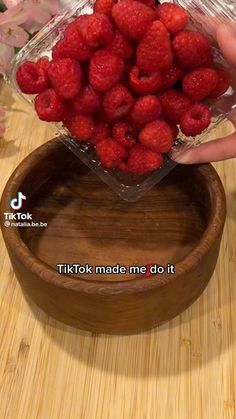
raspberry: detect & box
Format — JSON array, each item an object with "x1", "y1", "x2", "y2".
[
  {"x1": 64, "y1": 15, "x2": 89, "y2": 37},
  {"x1": 118, "y1": 161, "x2": 129, "y2": 172},
  {"x1": 64, "y1": 113, "x2": 95, "y2": 140},
  {"x1": 128, "y1": 144, "x2": 163, "y2": 175},
  {"x1": 94, "y1": 0, "x2": 114, "y2": 16},
  {"x1": 137, "y1": 21, "x2": 173, "y2": 72},
  {"x1": 112, "y1": 0, "x2": 155, "y2": 40},
  {"x1": 159, "y1": 89, "x2": 192, "y2": 124},
  {"x1": 107, "y1": 30, "x2": 133, "y2": 60},
  {"x1": 16, "y1": 60, "x2": 49, "y2": 94},
  {"x1": 142, "y1": 263, "x2": 156, "y2": 277},
  {"x1": 139, "y1": 119, "x2": 174, "y2": 153},
  {"x1": 161, "y1": 63, "x2": 184, "y2": 90},
  {"x1": 37, "y1": 57, "x2": 50, "y2": 73},
  {"x1": 180, "y1": 104, "x2": 212, "y2": 136},
  {"x1": 103, "y1": 84, "x2": 134, "y2": 120},
  {"x1": 52, "y1": 32, "x2": 92, "y2": 62},
  {"x1": 96, "y1": 138, "x2": 127, "y2": 168},
  {"x1": 182, "y1": 67, "x2": 219, "y2": 101},
  {"x1": 138, "y1": 0, "x2": 155, "y2": 6},
  {"x1": 91, "y1": 121, "x2": 111, "y2": 144},
  {"x1": 48, "y1": 58, "x2": 82, "y2": 99},
  {"x1": 113, "y1": 122, "x2": 136, "y2": 148},
  {"x1": 173, "y1": 30, "x2": 213, "y2": 69},
  {"x1": 129, "y1": 66, "x2": 162, "y2": 95},
  {"x1": 70, "y1": 85, "x2": 102, "y2": 114},
  {"x1": 89, "y1": 49, "x2": 124, "y2": 92},
  {"x1": 131, "y1": 95, "x2": 162, "y2": 127},
  {"x1": 34, "y1": 89, "x2": 66, "y2": 122},
  {"x1": 170, "y1": 124, "x2": 179, "y2": 140},
  {"x1": 156, "y1": 3, "x2": 188, "y2": 35},
  {"x1": 210, "y1": 70, "x2": 230, "y2": 98},
  {"x1": 79, "y1": 13, "x2": 114, "y2": 48}
]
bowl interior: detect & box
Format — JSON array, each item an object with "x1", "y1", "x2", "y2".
[{"x1": 16, "y1": 141, "x2": 211, "y2": 281}]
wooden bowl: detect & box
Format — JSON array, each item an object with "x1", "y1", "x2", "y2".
[{"x1": 1, "y1": 138, "x2": 226, "y2": 334}]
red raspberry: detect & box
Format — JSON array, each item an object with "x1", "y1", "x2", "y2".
[
  {"x1": 129, "y1": 66, "x2": 162, "y2": 95},
  {"x1": 52, "y1": 33, "x2": 92, "y2": 62},
  {"x1": 131, "y1": 95, "x2": 162, "y2": 128},
  {"x1": 161, "y1": 63, "x2": 184, "y2": 90},
  {"x1": 34, "y1": 89, "x2": 66, "y2": 122},
  {"x1": 37, "y1": 57, "x2": 50, "y2": 73},
  {"x1": 159, "y1": 89, "x2": 192, "y2": 124},
  {"x1": 16, "y1": 60, "x2": 49, "y2": 94},
  {"x1": 139, "y1": 120, "x2": 174, "y2": 153},
  {"x1": 170, "y1": 124, "x2": 179, "y2": 140},
  {"x1": 137, "y1": 21, "x2": 173, "y2": 72},
  {"x1": 138, "y1": 0, "x2": 155, "y2": 6},
  {"x1": 117, "y1": 161, "x2": 129, "y2": 172},
  {"x1": 142, "y1": 263, "x2": 156, "y2": 277},
  {"x1": 107, "y1": 30, "x2": 133, "y2": 60},
  {"x1": 112, "y1": 122, "x2": 136, "y2": 148},
  {"x1": 156, "y1": 3, "x2": 188, "y2": 35},
  {"x1": 64, "y1": 15, "x2": 89, "y2": 37},
  {"x1": 96, "y1": 138, "x2": 127, "y2": 168},
  {"x1": 94, "y1": 0, "x2": 114, "y2": 16},
  {"x1": 91, "y1": 121, "x2": 111, "y2": 144},
  {"x1": 64, "y1": 113, "x2": 95, "y2": 140},
  {"x1": 182, "y1": 67, "x2": 219, "y2": 101},
  {"x1": 48, "y1": 58, "x2": 82, "y2": 99},
  {"x1": 70, "y1": 85, "x2": 101, "y2": 114},
  {"x1": 180, "y1": 104, "x2": 212, "y2": 136},
  {"x1": 210, "y1": 70, "x2": 230, "y2": 98},
  {"x1": 103, "y1": 84, "x2": 134, "y2": 120},
  {"x1": 128, "y1": 144, "x2": 163, "y2": 175},
  {"x1": 173, "y1": 30, "x2": 213, "y2": 69},
  {"x1": 79, "y1": 13, "x2": 114, "y2": 48},
  {"x1": 89, "y1": 49, "x2": 124, "y2": 92},
  {"x1": 112, "y1": 0, "x2": 155, "y2": 40}
]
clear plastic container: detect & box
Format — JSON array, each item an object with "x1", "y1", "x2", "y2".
[{"x1": 7, "y1": 0, "x2": 236, "y2": 201}]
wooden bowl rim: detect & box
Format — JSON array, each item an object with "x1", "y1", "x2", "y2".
[{"x1": 1, "y1": 138, "x2": 226, "y2": 295}]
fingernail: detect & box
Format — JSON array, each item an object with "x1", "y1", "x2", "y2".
[{"x1": 171, "y1": 150, "x2": 192, "y2": 164}]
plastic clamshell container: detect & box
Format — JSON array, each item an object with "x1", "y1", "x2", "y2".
[{"x1": 8, "y1": 0, "x2": 236, "y2": 201}]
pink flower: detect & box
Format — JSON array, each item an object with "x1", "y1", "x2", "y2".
[
  {"x1": 0, "y1": 42, "x2": 14, "y2": 73},
  {"x1": 0, "y1": 4, "x2": 29, "y2": 47},
  {"x1": 0, "y1": 0, "x2": 60, "y2": 74},
  {"x1": 0, "y1": 24, "x2": 29, "y2": 47},
  {"x1": 0, "y1": 0, "x2": 60, "y2": 45},
  {"x1": 2, "y1": 1, "x2": 22, "y2": 7}
]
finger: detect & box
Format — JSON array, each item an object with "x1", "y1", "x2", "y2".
[
  {"x1": 216, "y1": 24, "x2": 236, "y2": 67},
  {"x1": 172, "y1": 133, "x2": 236, "y2": 164}
]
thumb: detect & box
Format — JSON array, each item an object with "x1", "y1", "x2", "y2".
[
  {"x1": 216, "y1": 24, "x2": 236, "y2": 67},
  {"x1": 171, "y1": 132, "x2": 236, "y2": 164}
]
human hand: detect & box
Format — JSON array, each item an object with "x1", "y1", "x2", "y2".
[{"x1": 173, "y1": 24, "x2": 236, "y2": 164}]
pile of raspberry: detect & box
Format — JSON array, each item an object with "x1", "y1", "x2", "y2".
[{"x1": 16, "y1": 1, "x2": 230, "y2": 176}]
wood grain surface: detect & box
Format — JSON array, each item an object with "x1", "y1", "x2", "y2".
[
  {"x1": 0, "y1": 139, "x2": 226, "y2": 334},
  {"x1": 1, "y1": 79, "x2": 236, "y2": 418}
]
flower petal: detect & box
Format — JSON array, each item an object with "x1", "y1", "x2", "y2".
[
  {"x1": 2, "y1": 0, "x2": 22, "y2": 7},
  {"x1": 0, "y1": 42, "x2": 14, "y2": 74},
  {"x1": 26, "y1": 5, "x2": 51, "y2": 24},
  {"x1": 31, "y1": 0, "x2": 59, "y2": 16},
  {"x1": 0, "y1": 3, "x2": 30, "y2": 26},
  {"x1": 0, "y1": 23, "x2": 29, "y2": 47}
]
